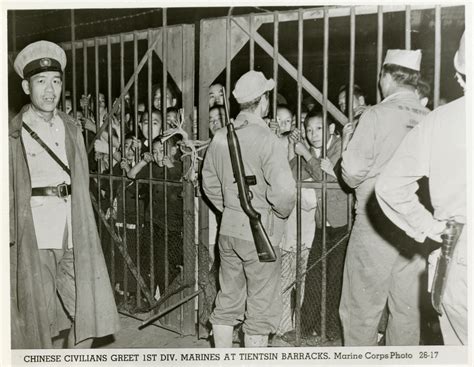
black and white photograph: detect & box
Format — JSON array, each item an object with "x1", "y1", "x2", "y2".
[{"x1": 2, "y1": 1, "x2": 471, "y2": 366}]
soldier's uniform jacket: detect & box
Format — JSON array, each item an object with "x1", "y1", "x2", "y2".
[
  {"x1": 10, "y1": 105, "x2": 120, "y2": 348},
  {"x1": 202, "y1": 110, "x2": 296, "y2": 247},
  {"x1": 341, "y1": 90, "x2": 429, "y2": 215}
]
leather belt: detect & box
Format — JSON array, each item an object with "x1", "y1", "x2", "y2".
[{"x1": 31, "y1": 183, "x2": 71, "y2": 198}]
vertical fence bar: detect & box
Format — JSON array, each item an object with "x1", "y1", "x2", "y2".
[
  {"x1": 162, "y1": 9, "x2": 170, "y2": 294},
  {"x1": 347, "y1": 7, "x2": 356, "y2": 232},
  {"x1": 405, "y1": 6, "x2": 411, "y2": 50},
  {"x1": 71, "y1": 10, "x2": 77, "y2": 118},
  {"x1": 249, "y1": 13, "x2": 254, "y2": 70},
  {"x1": 433, "y1": 6, "x2": 441, "y2": 109},
  {"x1": 83, "y1": 39, "x2": 89, "y2": 150},
  {"x1": 182, "y1": 24, "x2": 197, "y2": 335},
  {"x1": 295, "y1": 8, "x2": 303, "y2": 348},
  {"x1": 120, "y1": 32, "x2": 128, "y2": 303},
  {"x1": 320, "y1": 7, "x2": 330, "y2": 343},
  {"x1": 106, "y1": 35, "x2": 115, "y2": 291},
  {"x1": 133, "y1": 31, "x2": 141, "y2": 308},
  {"x1": 147, "y1": 28, "x2": 155, "y2": 297},
  {"x1": 94, "y1": 37, "x2": 102, "y2": 238},
  {"x1": 226, "y1": 10, "x2": 231, "y2": 103},
  {"x1": 273, "y1": 12, "x2": 279, "y2": 120},
  {"x1": 376, "y1": 6, "x2": 383, "y2": 104}
]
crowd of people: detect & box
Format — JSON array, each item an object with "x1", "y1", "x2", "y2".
[{"x1": 10, "y1": 28, "x2": 466, "y2": 350}]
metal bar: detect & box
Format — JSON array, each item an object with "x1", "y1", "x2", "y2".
[
  {"x1": 107, "y1": 38, "x2": 115, "y2": 292},
  {"x1": 226, "y1": 10, "x2": 231, "y2": 102},
  {"x1": 162, "y1": 9, "x2": 169, "y2": 293},
  {"x1": 434, "y1": 6, "x2": 441, "y2": 109},
  {"x1": 83, "y1": 39, "x2": 89, "y2": 151},
  {"x1": 347, "y1": 7, "x2": 356, "y2": 232},
  {"x1": 71, "y1": 10, "x2": 77, "y2": 118},
  {"x1": 119, "y1": 32, "x2": 128, "y2": 303},
  {"x1": 376, "y1": 6, "x2": 383, "y2": 103},
  {"x1": 181, "y1": 24, "x2": 197, "y2": 336},
  {"x1": 321, "y1": 6, "x2": 330, "y2": 343},
  {"x1": 405, "y1": 6, "x2": 411, "y2": 50},
  {"x1": 295, "y1": 8, "x2": 303, "y2": 348},
  {"x1": 133, "y1": 31, "x2": 141, "y2": 309},
  {"x1": 273, "y1": 12, "x2": 279, "y2": 120},
  {"x1": 232, "y1": 17, "x2": 348, "y2": 125},
  {"x1": 94, "y1": 37, "x2": 102, "y2": 239},
  {"x1": 106, "y1": 34, "x2": 115, "y2": 290},
  {"x1": 147, "y1": 28, "x2": 155, "y2": 296},
  {"x1": 249, "y1": 13, "x2": 254, "y2": 70},
  {"x1": 197, "y1": 19, "x2": 211, "y2": 339}
]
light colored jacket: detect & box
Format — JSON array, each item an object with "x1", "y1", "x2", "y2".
[
  {"x1": 341, "y1": 91, "x2": 429, "y2": 216},
  {"x1": 202, "y1": 110, "x2": 296, "y2": 246},
  {"x1": 376, "y1": 96, "x2": 466, "y2": 244}
]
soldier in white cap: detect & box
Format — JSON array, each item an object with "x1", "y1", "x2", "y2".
[
  {"x1": 338, "y1": 49, "x2": 430, "y2": 345},
  {"x1": 10, "y1": 40, "x2": 120, "y2": 348},
  {"x1": 376, "y1": 32, "x2": 467, "y2": 345},
  {"x1": 202, "y1": 71, "x2": 296, "y2": 347}
]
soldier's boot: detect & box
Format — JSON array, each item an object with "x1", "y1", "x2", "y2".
[
  {"x1": 244, "y1": 334, "x2": 268, "y2": 347},
  {"x1": 212, "y1": 324, "x2": 234, "y2": 348}
]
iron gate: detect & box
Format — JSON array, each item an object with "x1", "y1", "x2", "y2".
[
  {"x1": 198, "y1": 4, "x2": 464, "y2": 346},
  {"x1": 58, "y1": 13, "x2": 196, "y2": 335}
]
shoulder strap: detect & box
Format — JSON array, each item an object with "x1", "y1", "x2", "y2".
[{"x1": 22, "y1": 122, "x2": 71, "y2": 177}]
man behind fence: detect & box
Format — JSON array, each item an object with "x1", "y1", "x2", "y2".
[
  {"x1": 339, "y1": 49, "x2": 429, "y2": 345},
  {"x1": 10, "y1": 40, "x2": 120, "y2": 348},
  {"x1": 202, "y1": 71, "x2": 296, "y2": 347},
  {"x1": 376, "y1": 32, "x2": 467, "y2": 345}
]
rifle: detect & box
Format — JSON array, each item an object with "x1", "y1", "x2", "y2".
[{"x1": 222, "y1": 88, "x2": 276, "y2": 262}]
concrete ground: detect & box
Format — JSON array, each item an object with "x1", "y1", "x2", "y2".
[
  {"x1": 92, "y1": 314, "x2": 338, "y2": 348},
  {"x1": 94, "y1": 314, "x2": 211, "y2": 349}
]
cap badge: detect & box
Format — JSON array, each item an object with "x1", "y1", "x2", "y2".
[{"x1": 40, "y1": 58, "x2": 52, "y2": 67}]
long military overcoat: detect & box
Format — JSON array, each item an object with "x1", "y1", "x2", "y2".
[{"x1": 9, "y1": 105, "x2": 120, "y2": 348}]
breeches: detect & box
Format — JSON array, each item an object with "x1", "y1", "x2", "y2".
[
  {"x1": 339, "y1": 216, "x2": 425, "y2": 346},
  {"x1": 210, "y1": 235, "x2": 282, "y2": 335},
  {"x1": 38, "y1": 248, "x2": 76, "y2": 337}
]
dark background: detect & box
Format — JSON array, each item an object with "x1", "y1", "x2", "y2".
[{"x1": 7, "y1": 6, "x2": 465, "y2": 117}]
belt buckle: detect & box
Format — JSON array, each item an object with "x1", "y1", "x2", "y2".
[{"x1": 57, "y1": 183, "x2": 69, "y2": 198}]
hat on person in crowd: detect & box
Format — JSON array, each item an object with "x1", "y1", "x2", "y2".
[
  {"x1": 383, "y1": 49, "x2": 422, "y2": 71},
  {"x1": 14, "y1": 40, "x2": 67, "y2": 79},
  {"x1": 454, "y1": 31, "x2": 465, "y2": 75},
  {"x1": 233, "y1": 71, "x2": 275, "y2": 104}
]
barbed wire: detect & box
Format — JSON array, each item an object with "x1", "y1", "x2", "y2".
[{"x1": 17, "y1": 8, "x2": 161, "y2": 39}]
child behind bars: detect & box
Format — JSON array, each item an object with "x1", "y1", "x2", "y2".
[{"x1": 288, "y1": 110, "x2": 349, "y2": 341}]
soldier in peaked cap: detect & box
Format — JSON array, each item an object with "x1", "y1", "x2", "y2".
[
  {"x1": 202, "y1": 71, "x2": 296, "y2": 348},
  {"x1": 10, "y1": 40, "x2": 120, "y2": 349},
  {"x1": 338, "y1": 49, "x2": 430, "y2": 346},
  {"x1": 376, "y1": 32, "x2": 467, "y2": 345}
]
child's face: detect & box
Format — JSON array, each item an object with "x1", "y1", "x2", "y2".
[
  {"x1": 305, "y1": 117, "x2": 324, "y2": 149},
  {"x1": 209, "y1": 84, "x2": 224, "y2": 108},
  {"x1": 153, "y1": 88, "x2": 175, "y2": 110},
  {"x1": 98, "y1": 93, "x2": 106, "y2": 109},
  {"x1": 209, "y1": 108, "x2": 224, "y2": 136},
  {"x1": 141, "y1": 112, "x2": 162, "y2": 140},
  {"x1": 166, "y1": 111, "x2": 178, "y2": 126},
  {"x1": 152, "y1": 141, "x2": 165, "y2": 165},
  {"x1": 276, "y1": 108, "x2": 293, "y2": 133},
  {"x1": 123, "y1": 138, "x2": 135, "y2": 161}
]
